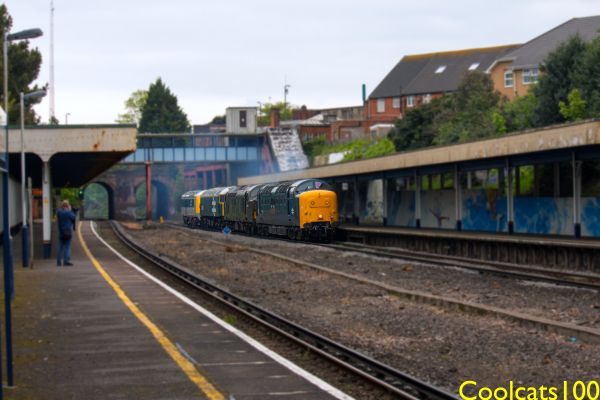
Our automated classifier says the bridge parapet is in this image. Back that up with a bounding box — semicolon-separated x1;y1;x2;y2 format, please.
122;133;267;164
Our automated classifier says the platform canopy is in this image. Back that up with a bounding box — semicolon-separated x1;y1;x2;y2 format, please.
7;124;137;187
239;120;600;185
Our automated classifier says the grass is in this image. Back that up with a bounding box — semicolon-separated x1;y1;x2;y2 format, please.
223;314;238;325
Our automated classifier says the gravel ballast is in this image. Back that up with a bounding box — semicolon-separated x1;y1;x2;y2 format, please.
125;223;600;393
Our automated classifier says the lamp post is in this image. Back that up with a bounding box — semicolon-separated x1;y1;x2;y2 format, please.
3;27;43;391
20;90;46;268
65;112;70;125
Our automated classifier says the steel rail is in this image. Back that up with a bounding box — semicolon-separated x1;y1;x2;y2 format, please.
167;220;600;291
108;221;457;400
320;241;600;291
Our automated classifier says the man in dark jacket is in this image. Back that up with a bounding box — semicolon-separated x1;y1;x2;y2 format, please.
56;200;76;266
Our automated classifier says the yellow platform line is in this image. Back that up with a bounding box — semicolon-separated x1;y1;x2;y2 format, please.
77;222;225;400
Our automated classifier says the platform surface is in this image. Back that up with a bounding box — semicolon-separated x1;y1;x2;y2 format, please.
0;222;347;400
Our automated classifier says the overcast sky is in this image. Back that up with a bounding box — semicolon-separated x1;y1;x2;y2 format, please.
4;0;600;125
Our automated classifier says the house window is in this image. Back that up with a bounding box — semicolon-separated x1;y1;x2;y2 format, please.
435;65;446;74
239;110;247;128
504;71;514;88
392;97;401;109
522;68;539;85
377;99;385;113
468;63;480;71
406;96;415;108
423;94;432;104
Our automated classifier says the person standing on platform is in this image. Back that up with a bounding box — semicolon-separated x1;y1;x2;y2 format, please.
56;200;76;266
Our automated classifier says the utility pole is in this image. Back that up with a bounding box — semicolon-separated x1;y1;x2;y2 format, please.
49;0;55;123
282;77;292;111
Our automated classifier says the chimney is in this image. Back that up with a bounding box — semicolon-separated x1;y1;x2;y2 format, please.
270;108;280;129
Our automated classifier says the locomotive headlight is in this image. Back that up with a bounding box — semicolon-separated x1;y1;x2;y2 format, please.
318;214;323;220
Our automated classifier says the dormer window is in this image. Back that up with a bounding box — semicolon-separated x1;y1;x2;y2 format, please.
468;63;480;71
435;65;446;74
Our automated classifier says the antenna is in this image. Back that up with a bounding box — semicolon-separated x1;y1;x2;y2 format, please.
49;0;55;123
284;76;290;110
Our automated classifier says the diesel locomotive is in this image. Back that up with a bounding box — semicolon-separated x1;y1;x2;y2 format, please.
181;179;338;241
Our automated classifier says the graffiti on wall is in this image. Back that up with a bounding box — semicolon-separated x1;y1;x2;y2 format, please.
386;188;599;237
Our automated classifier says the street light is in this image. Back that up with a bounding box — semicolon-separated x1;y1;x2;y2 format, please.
2;26;44;392
65;112;70;125
20;90;46;268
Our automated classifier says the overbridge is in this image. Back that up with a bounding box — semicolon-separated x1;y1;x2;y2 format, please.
88;133;273;220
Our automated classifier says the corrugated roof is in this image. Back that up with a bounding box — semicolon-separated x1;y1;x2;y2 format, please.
499;16;600;70
369;45;519;99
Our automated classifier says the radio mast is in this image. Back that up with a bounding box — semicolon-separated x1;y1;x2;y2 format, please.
49;0;55;123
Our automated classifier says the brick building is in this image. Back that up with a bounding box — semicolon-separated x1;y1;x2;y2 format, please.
487;16;600;100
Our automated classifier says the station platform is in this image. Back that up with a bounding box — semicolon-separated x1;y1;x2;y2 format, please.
338;224;600;271
0;222;349;400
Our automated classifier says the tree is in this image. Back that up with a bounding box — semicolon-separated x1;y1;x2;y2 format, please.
138;78;190;133
210;115;225;124
434;71;501;145
533;35;587;126
116;89;148;125
574;36;600;118
258;101;292;126
559;88;587;121
0;5;44;124
498;93;538;133
389;72;503;151
388;98;444;151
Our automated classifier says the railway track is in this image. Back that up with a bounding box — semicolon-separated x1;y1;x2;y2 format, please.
159;221;600;344
321;241;600;291
166;220;600;290
109;221;457;400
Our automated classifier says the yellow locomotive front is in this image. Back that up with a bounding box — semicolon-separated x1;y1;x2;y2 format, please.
298;189;338;241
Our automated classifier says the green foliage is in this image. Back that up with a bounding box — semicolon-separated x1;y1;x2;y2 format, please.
301;136;328;160
116;89;148;125
258;101;293;125
499;93;538;132
138;78;190;133
0;5;44;124
559;88;587;121
83;184;108;219
491;111;506;134
390;72;502;151
388;97;443;151
223;314;238;325
210;115;225;124
434;72;501;145
574;36;600;117
360;137;396;160
304;136;395;164
533;35;587;126
59;188;80;208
